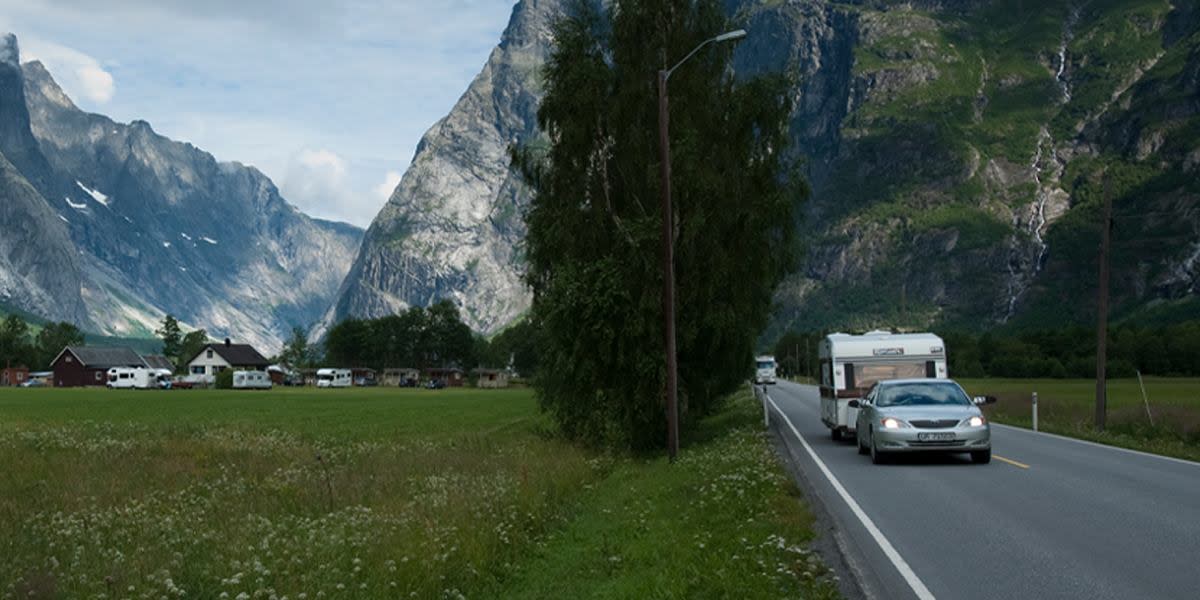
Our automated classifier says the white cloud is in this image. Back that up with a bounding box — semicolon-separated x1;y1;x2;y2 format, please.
21;38;114;103
298;149;347;176
375;170;402;200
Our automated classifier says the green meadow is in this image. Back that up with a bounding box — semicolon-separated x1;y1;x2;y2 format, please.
0;387;837;599
961;378;1200;462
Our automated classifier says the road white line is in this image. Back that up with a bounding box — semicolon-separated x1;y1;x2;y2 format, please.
993;423;1200;468
766;393;936;600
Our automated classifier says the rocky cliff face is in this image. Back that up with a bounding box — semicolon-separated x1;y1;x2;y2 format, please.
336;0;1200;336
0;36;363;352
323;0;556;336
0;34;89;325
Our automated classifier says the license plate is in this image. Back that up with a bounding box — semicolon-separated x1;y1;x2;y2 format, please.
918;432;955;442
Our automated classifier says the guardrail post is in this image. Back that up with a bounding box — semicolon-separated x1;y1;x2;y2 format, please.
1032;391;1038;432
762;385;770;427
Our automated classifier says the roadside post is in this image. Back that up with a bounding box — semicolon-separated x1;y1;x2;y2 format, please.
1032;392;1038;432
762;385;770;427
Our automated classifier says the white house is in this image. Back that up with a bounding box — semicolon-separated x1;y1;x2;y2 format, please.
185;339;271;381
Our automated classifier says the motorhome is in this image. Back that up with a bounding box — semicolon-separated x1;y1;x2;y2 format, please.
232;370;272;389
819;331;948;441
107;367;171;390
754;355;778;384
316;368;352;388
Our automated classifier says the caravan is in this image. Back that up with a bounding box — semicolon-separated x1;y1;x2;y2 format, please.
232;370;272;389
107;367;171;390
316;368;352;388
819;331;948;440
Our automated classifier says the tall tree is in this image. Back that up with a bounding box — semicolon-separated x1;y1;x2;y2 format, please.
279;326;314;369
155;315;183;362
0;315;33;368
36;322;84;368
177;330;209;372
515;0;800;449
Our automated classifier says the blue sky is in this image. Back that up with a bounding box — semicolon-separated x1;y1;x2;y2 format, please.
0;0;518;227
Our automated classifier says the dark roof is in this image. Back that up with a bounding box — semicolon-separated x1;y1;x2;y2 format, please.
56;346;147;369
191;342;270;367
142;355;175;371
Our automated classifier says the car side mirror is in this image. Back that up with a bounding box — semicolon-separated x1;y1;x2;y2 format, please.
848;400;860;409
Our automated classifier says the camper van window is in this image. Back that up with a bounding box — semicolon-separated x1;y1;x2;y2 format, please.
854;363;928;389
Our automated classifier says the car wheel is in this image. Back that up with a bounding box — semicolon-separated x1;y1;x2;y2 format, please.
831;428;842;442
857;431;868;455
971;449;992;464
870;430;887;465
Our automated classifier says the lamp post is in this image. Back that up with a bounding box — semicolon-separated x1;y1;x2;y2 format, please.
659;28;747;462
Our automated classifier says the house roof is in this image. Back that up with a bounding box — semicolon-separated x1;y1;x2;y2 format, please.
142;355;175;371
189;342;271;367
55;346;147;369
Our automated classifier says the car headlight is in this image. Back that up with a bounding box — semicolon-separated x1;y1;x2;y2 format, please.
962;416;985;427
881;417;908;429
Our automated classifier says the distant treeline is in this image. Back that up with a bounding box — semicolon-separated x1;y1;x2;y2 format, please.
0;316;84;370
771;321;1200;380
320;300;541;375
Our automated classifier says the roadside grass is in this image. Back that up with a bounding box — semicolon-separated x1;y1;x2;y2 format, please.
959;378;1200;463
488;390;840;599
0;387;836;599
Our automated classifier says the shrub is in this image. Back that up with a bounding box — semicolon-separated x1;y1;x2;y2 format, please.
215;369;233;389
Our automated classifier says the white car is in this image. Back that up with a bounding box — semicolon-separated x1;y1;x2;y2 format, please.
851;379;996;464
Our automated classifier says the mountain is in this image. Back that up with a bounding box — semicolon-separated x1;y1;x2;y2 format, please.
0;34;89;325
333;0;1199;338
321;0;555;336
0;34;363;352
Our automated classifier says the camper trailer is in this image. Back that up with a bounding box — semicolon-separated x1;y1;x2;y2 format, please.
107;367;171;390
316;368;352;388
232;370;272;389
819;331;948;441
754;355;778;384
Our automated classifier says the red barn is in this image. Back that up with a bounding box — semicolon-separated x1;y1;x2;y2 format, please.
50;346;147;387
1;366;29;386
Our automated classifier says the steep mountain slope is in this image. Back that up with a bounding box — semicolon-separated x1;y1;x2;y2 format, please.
0;34;88;325
335;0;1200;337
323;0;555;336
0;35;363;352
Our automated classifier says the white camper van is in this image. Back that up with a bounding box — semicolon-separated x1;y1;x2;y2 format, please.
819;331;948;441
754;355;778;384
316;368;352;388
232;370;272;389
107;367;171;390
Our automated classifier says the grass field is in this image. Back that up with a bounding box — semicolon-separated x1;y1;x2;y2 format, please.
960;378;1200;462
0;386;838;599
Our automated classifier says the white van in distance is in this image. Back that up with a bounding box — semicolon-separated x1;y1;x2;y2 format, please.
316;368;352;388
819;331;948;441
232;370;272;389
754;355;777;384
107;367;171;389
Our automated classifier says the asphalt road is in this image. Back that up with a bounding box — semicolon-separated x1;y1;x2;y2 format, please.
764;380;1200;600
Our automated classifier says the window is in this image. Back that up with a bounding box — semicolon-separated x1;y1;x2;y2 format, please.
66;356;73;363
216;366;226;373
207;350;213;359
94;372;102;381
876;382;971;408
191;366;206;375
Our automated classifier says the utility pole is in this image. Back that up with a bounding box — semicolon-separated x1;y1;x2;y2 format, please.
1095;180;1112;431
657;29;746;462
658;68;680;461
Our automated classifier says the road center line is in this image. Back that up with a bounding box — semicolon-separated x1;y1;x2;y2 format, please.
993;454;1030;469
765;393;936;600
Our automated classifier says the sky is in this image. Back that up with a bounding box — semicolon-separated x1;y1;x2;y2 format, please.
0;0;517;227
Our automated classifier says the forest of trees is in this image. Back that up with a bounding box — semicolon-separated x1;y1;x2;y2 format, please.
771;321;1200;380
0;316;85;370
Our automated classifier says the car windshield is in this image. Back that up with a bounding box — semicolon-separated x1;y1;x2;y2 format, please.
876;382;971;408
756;361;774;369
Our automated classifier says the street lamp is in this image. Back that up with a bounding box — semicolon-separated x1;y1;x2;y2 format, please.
658;28;747;462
